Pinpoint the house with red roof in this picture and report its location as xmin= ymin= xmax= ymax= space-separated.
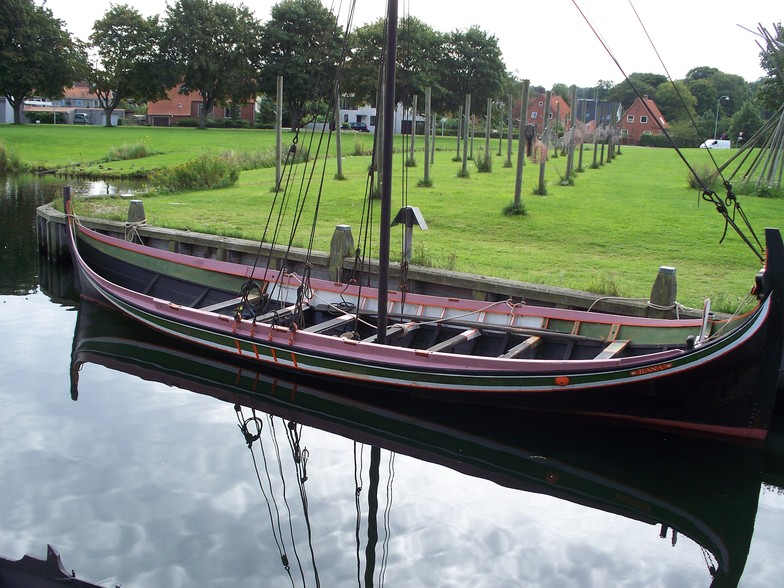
xmin=524 ymin=93 xmax=571 ymax=136
xmin=620 ymin=96 xmax=668 ymax=145
xmin=146 ymin=85 xmax=255 ymax=127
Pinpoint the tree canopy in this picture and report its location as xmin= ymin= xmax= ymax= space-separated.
xmin=440 ymin=27 xmax=507 ymax=113
xmin=258 ymin=0 xmax=344 ymax=131
xmin=0 ymin=0 xmax=85 ymax=124
xmin=163 ymin=0 xmax=263 ymax=128
xmin=88 ymin=4 xmax=172 ymax=127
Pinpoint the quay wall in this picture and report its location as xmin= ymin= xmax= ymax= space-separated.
xmin=36 ymin=202 xmax=693 ymax=319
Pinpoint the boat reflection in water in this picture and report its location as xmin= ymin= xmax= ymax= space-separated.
xmin=69 ymin=300 xmax=766 ymax=588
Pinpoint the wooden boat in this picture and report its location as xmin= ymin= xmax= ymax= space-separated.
xmin=0 ymin=544 xmax=105 ymax=588
xmin=61 ymin=186 xmax=784 ymax=443
xmin=63 ymin=1 xmax=783 ymax=442
xmin=68 ymin=299 xmax=766 ymax=588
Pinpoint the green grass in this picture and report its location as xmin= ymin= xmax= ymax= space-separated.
xmin=2 ymin=125 xmax=781 ymax=310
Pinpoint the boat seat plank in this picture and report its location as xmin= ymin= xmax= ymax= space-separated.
xmin=427 ymin=328 xmax=481 ymax=353
xmin=200 ymin=293 xmax=260 ymax=313
xmin=594 ymin=339 xmax=630 ymax=360
xmin=363 ymin=321 xmax=421 ymax=343
xmin=254 ymin=304 xmax=299 ymax=323
xmin=500 ymin=336 xmax=542 ymax=359
xmin=303 ymin=312 xmax=355 ymax=334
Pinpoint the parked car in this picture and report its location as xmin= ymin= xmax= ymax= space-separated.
xmin=73 ymin=113 xmax=90 ymax=125
xmin=349 ymin=121 xmax=369 ymax=132
xmin=699 ymin=139 xmax=730 ymax=149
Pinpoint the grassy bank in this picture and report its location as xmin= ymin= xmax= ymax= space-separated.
xmin=2 ymin=125 xmax=781 ymax=310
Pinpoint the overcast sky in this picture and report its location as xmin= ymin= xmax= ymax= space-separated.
xmin=46 ymin=0 xmax=780 ymax=88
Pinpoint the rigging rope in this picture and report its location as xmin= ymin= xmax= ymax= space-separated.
xmin=233 ymin=405 xmax=296 ymax=585
xmin=571 ymin=0 xmax=765 ymax=262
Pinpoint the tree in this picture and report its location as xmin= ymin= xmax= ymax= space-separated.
xmin=163 ymin=0 xmax=263 ymax=129
xmin=0 ymin=0 xmax=86 ymax=124
xmin=755 ymin=23 xmax=783 ymax=112
xmin=606 ymin=73 xmax=662 ymax=109
xmin=729 ymin=100 xmax=765 ymax=143
xmin=343 ymin=16 xmax=446 ymax=111
xmin=439 ymin=27 xmax=506 ymax=113
xmin=258 ymin=0 xmax=344 ymax=131
xmin=88 ymin=5 xmax=172 ymax=127
xmin=654 ymin=80 xmax=697 ymax=123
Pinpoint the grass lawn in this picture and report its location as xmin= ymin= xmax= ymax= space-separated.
xmin=2 ymin=125 xmax=781 ymax=311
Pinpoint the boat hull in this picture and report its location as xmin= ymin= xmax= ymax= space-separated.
xmin=63 ymin=199 xmax=784 ymax=441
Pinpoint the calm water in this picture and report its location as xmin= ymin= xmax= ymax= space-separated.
xmin=2 ymin=175 xmax=784 ymax=587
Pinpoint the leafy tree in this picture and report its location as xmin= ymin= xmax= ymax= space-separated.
xmin=88 ymin=5 xmax=173 ymax=127
xmin=606 ymin=74 xmax=660 ymax=109
xmin=163 ymin=0 xmax=263 ymax=129
xmin=685 ymin=66 xmax=720 ymax=81
xmin=0 ymin=0 xmax=86 ymax=124
xmin=258 ymin=0 xmax=344 ymax=131
xmin=343 ymin=16 xmax=446 ymax=111
xmin=729 ymin=100 xmax=765 ymax=144
xmin=439 ymin=26 xmax=506 ymax=113
xmin=342 ymin=18 xmax=384 ymax=107
xmin=654 ymin=80 xmax=697 ymax=123
xmin=684 ymin=78 xmax=717 ymax=118
xmin=551 ymin=83 xmax=570 ymax=104
xmin=755 ymin=23 xmax=783 ymax=112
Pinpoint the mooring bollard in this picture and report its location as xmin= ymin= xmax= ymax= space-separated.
xmin=329 ymin=225 xmax=355 ymax=282
xmin=649 ymin=266 xmax=677 ymax=319
xmin=127 ymin=199 xmax=146 ymax=224
xmin=125 ymin=199 xmax=147 ymax=243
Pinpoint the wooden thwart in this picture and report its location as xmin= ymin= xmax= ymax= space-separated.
xmin=594 ymin=339 xmax=630 ymax=360
xmin=500 ymin=335 xmax=542 ymax=359
xmin=427 ymin=328 xmax=481 ymax=353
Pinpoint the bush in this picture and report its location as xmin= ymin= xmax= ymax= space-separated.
xmin=106 ymin=143 xmax=156 ymax=161
xmin=687 ymin=164 xmax=718 ymax=191
xmin=150 ymin=154 xmax=240 ymax=193
xmin=175 ymin=118 xmax=199 ymax=127
xmin=23 ymin=111 xmax=66 ymax=124
xmin=0 ymin=141 xmax=22 ymax=173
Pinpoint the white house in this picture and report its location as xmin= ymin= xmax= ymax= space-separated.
xmin=339 ymin=103 xmax=426 ymax=134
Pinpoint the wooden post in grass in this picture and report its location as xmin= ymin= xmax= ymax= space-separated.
xmin=513 ymin=79 xmax=530 ymax=207
xmin=506 ymin=93 xmax=513 ymax=167
xmin=276 ymin=76 xmax=283 ymax=188
xmin=423 ymin=87 xmax=432 ymax=184
xmin=565 ymin=85 xmax=577 ymax=180
xmin=409 ymin=94 xmax=417 ymax=164
xmin=461 ymin=94 xmax=471 ymax=176
xmin=537 ymin=91 xmax=551 ymax=194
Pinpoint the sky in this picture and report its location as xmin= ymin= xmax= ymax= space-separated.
xmin=46 ymin=0 xmax=781 ymax=89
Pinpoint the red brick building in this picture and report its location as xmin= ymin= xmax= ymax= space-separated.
xmin=524 ymin=93 xmax=571 ymax=135
xmin=620 ymin=96 xmax=668 ymax=144
xmin=146 ymin=85 xmax=255 ymax=126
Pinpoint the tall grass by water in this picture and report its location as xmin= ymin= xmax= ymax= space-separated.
xmin=2 ymin=124 xmax=781 ymax=310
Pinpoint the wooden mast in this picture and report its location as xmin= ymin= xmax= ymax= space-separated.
xmin=377 ymin=0 xmax=398 ymax=345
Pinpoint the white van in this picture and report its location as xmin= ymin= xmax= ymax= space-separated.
xmin=73 ymin=113 xmax=91 ymax=124
xmin=699 ymin=139 xmax=731 ymax=149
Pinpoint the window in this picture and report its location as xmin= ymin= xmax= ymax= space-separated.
xmin=76 ymin=100 xmax=82 ymax=106
xmin=640 ymin=115 xmax=648 ymax=124
xmin=538 ymin=101 xmax=543 ymax=106
xmin=370 ymin=115 xmax=377 ymax=126
xmin=343 ymin=114 xmax=349 ymax=122
xmin=621 ymin=128 xmax=628 ymax=136
xmin=643 ymin=130 xmax=652 ymax=135
xmin=530 ymin=112 xmax=537 ymax=119
xmin=626 ymin=115 xmax=634 ymax=123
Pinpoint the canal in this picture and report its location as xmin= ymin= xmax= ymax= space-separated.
xmin=2 ymin=174 xmax=783 ymax=587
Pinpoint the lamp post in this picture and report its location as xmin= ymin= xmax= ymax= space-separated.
xmin=714 ymin=95 xmax=729 ymax=140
